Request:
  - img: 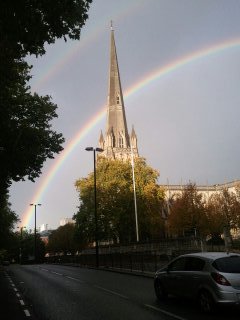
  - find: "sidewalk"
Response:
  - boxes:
[0,265,36,319]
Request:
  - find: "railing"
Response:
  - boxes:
[45,238,238,274]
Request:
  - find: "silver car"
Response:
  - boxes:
[154,252,240,312]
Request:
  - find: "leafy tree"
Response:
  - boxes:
[167,183,208,238]
[0,194,18,251]
[0,0,91,239]
[206,187,240,244]
[2,229,45,263]
[0,0,92,58]
[47,224,77,255]
[74,157,165,245]
[20,231,45,263]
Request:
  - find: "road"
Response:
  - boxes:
[6,264,240,320]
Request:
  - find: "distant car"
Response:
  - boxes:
[154,252,240,313]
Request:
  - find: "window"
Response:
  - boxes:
[169,257,186,271]
[213,256,240,273]
[118,135,124,148]
[185,257,205,271]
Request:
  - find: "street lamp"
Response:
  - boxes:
[17,226,26,264]
[30,203,41,263]
[130,144,139,242]
[85,147,103,267]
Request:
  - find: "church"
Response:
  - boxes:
[98,24,138,161]
[98,24,239,198]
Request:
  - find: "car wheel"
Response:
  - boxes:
[198,290,215,313]
[154,279,168,300]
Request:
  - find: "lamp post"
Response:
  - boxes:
[130,144,139,242]
[30,203,41,263]
[85,147,103,267]
[17,226,26,264]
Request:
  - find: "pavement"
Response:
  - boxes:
[0,265,37,319]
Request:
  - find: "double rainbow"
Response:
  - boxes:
[22,38,240,227]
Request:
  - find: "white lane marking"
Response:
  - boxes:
[145,304,188,320]
[16,293,21,298]
[94,285,129,299]
[41,268,49,272]
[24,309,31,317]
[65,276,85,283]
[14,288,18,292]
[51,271,63,276]
[20,299,25,306]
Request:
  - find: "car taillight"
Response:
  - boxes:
[211,272,231,286]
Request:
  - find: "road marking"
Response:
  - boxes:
[145,304,188,320]
[94,285,129,299]
[14,288,18,292]
[16,293,21,298]
[20,299,25,306]
[51,271,63,276]
[66,276,85,283]
[24,309,31,317]
[41,268,49,272]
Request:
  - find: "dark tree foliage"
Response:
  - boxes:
[47,224,77,255]
[0,0,92,58]
[0,0,92,245]
[0,195,18,250]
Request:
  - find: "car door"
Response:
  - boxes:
[179,256,206,298]
[164,257,187,296]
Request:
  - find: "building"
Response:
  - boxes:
[163,180,240,201]
[40,224,48,232]
[60,218,75,227]
[98,23,139,160]
[95,24,240,240]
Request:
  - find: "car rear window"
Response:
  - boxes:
[212,256,240,273]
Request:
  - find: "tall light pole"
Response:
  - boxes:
[130,144,139,242]
[17,226,26,264]
[85,147,103,267]
[30,203,41,263]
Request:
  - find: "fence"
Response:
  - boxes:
[45,237,238,274]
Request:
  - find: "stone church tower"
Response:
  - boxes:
[98,24,139,160]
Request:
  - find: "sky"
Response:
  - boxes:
[10,0,240,231]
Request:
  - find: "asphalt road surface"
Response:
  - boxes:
[6,264,240,320]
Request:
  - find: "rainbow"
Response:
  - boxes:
[30,0,147,92]
[22,38,240,227]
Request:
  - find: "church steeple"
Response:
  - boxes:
[99,23,139,160]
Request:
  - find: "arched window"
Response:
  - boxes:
[118,134,124,148]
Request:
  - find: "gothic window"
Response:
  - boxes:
[118,134,124,148]
[111,134,115,147]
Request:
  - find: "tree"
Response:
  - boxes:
[47,224,77,255]
[167,183,208,238]
[0,194,18,251]
[0,0,91,239]
[0,0,92,58]
[206,187,240,244]
[74,157,165,245]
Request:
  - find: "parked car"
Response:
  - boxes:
[2,260,10,266]
[154,252,240,313]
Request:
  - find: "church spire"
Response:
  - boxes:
[106,22,129,148]
[99,23,139,160]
